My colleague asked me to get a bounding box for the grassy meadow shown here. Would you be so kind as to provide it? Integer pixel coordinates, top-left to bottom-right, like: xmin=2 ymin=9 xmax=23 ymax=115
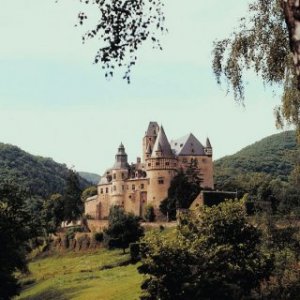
xmin=16 ymin=249 xmax=143 ymax=300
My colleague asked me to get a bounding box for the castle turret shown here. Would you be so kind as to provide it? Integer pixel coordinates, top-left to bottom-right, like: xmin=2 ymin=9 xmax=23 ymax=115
xmin=204 ymin=138 xmax=212 ymax=157
xmin=142 ymin=122 xmax=159 ymax=162
xmin=146 ymin=126 xmax=177 ymax=216
xmin=111 ymin=143 xmax=129 ymax=206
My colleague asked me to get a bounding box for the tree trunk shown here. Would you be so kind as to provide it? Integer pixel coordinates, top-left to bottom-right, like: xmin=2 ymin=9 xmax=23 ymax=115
xmin=282 ymin=0 xmax=300 ymax=89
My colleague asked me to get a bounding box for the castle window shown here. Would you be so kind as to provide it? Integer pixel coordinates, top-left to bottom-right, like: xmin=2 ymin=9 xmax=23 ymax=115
xmin=180 ymin=143 xmax=183 ymax=147
xmin=148 ymin=163 xmax=151 ymax=167
xmin=158 ymin=177 xmax=164 ymax=184
xmin=113 ymin=185 xmax=116 ymax=191
xmin=121 ymin=172 xmax=124 ymax=179
xmin=132 ymin=184 xmax=135 ymax=191
xmin=100 ymin=188 xmax=103 ymax=194
xmin=155 ymin=162 xmax=160 ymax=166
xmin=122 ymin=185 xmax=124 ymax=191
xmin=113 ymin=174 xmax=116 ymax=179
xmin=166 ymin=162 xmax=170 ymax=166
xmin=105 ymin=187 xmax=108 ymax=193
xmin=141 ymin=184 xmax=144 ymax=189
xmin=191 ymin=149 xmax=195 ymax=153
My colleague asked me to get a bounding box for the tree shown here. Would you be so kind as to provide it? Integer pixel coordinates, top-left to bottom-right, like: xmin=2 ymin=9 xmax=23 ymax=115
xmin=160 ymin=169 xmax=201 ymax=221
xmin=67 ymin=0 xmax=300 ymax=137
xmin=105 ymin=205 xmax=144 ymax=253
xmin=42 ymin=193 xmax=64 ymax=233
xmin=0 ymin=183 xmax=31 ymax=300
xmin=144 ymin=204 xmax=155 ymax=222
xmin=63 ymin=170 xmax=83 ymax=223
xmin=81 ymin=185 xmax=97 ymax=202
xmin=73 ymin=0 xmax=166 ymax=83
xmin=139 ymin=200 xmax=273 ymax=300
xmin=212 ymin=0 xmax=300 ymax=138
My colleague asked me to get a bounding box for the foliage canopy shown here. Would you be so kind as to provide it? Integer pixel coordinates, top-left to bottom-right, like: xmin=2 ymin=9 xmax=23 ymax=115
xmin=139 ymin=200 xmax=273 ymax=300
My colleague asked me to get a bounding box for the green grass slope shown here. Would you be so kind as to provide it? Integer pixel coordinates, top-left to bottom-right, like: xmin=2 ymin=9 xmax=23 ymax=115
xmin=0 ymin=143 xmax=91 ymax=197
xmin=17 ymin=249 xmax=143 ymax=300
xmin=214 ymin=131 xmax=298 ymax=188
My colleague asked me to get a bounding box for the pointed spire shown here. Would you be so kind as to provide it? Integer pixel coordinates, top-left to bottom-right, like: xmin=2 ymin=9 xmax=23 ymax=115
xmin=206 ymin=138 xmax=212 ymax=148
xmin=151 ymin=126 xmax=174 ymax=158
xmin=145 ymin=121 xmax=159 ymax=136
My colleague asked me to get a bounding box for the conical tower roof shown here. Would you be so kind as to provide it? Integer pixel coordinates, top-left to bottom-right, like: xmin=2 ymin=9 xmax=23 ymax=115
xmin=206 ymin=138 xmax=212 ymax=148
xmin=145 ymin=121 xmax=159 ymax=136
xmin=151 ymin=126 xmax=174 ymax=158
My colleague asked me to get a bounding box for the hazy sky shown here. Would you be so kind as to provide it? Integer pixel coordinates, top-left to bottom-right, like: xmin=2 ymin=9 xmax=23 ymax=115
xmin=0 ymin=0 xmax=285 ymax=174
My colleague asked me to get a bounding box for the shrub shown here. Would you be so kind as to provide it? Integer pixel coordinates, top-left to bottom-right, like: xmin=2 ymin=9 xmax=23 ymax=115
xmin=144 ymin=205 xmax=155 ymax=222
xmin=129 ymin=243 xmax=140 ymax=262
xmin=104 ymin=206 xmax=144 ymax=253
xmin=65 ymin=226 xmax=83 ymax=240
xmin=93 ymin=231 xmax=104 ymax=242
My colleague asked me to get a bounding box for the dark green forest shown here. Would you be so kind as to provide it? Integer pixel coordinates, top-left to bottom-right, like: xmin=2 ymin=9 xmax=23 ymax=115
xmin=0 ymin=142 xmax=91 ymax=197
xmin=214 ymin=131 xmax=299 ymax=213
xmin=214 ymin=130 xmax=297 ymax=183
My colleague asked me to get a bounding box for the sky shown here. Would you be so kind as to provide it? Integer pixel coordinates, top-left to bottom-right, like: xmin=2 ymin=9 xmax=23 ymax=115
xmin=0 ymin=0 xmax=286 ymax=174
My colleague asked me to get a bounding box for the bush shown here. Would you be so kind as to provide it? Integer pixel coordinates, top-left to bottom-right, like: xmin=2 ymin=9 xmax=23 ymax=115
xmin=130 ymin=243 xmax=140 ymax=262
xmin=65 ymin=226 xmax=83 ymax=240
xmin=104 ymin=206 xmax=144 ymax=253
xmin=144 ymin=205 xmax=155 ymax=222
xmin=93 ymin=231 xmax=103 ymax=242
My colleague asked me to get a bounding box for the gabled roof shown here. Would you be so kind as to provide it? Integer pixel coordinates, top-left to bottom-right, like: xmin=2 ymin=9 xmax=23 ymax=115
xmin=151 ymin=126 xmax=174 ymax=158
xmin=170 ymin=133 xmax=205 ymax=156
xmin=145 ymin=121 xmax=159 ymax=137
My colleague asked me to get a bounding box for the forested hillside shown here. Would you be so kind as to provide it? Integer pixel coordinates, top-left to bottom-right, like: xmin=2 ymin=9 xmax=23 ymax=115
xmin=78 ymin=171 xmax=100 ymax=185
xmin=0 ymin=142 xmax=91 ymax=197
xmin=214 ymin=130 xmax=297 ymax=187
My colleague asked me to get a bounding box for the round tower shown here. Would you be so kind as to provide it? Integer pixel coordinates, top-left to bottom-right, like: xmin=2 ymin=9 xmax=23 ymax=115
xmin=111 ymin=143 xmax=129 ymax=206
xmin=145 ymin=126 xmax=177 ymax=215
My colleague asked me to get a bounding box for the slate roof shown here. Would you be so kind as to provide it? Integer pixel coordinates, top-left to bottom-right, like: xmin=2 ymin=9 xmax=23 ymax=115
xmin=145 ymin=121 xmax=159 ymax=137
xmin=170 ymin=133 xmax=206 ymax=156
xmin=206 ymin=137 xmax=212 ymax=148
xmin=151 ymin=126 xmax=174 ymax=158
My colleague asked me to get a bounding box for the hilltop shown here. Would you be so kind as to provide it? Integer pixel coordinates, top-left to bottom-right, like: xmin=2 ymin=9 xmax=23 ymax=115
xmin=214 ymin=130 xmax=298 ymax=189
xmin=78 ymin=171 xmax=100 ymax=185
xmin=0 ymin=142 xmax=91 ymax=197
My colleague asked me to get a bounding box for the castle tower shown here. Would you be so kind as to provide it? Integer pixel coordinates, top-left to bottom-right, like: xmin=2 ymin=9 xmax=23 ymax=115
xmin=145 ymin=126 xmax=177 ymax=215
xmin=142 ymin=122 xmax=159 ymax=163
xmin=111 ymin=143 xmax=129 ymax=206
xmin=204 ymin=138 xmax=212 ymax=157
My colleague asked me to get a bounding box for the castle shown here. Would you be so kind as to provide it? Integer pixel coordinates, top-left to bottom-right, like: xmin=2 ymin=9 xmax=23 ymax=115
xmin=85 ymin=122 xmax=214 ymax=219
